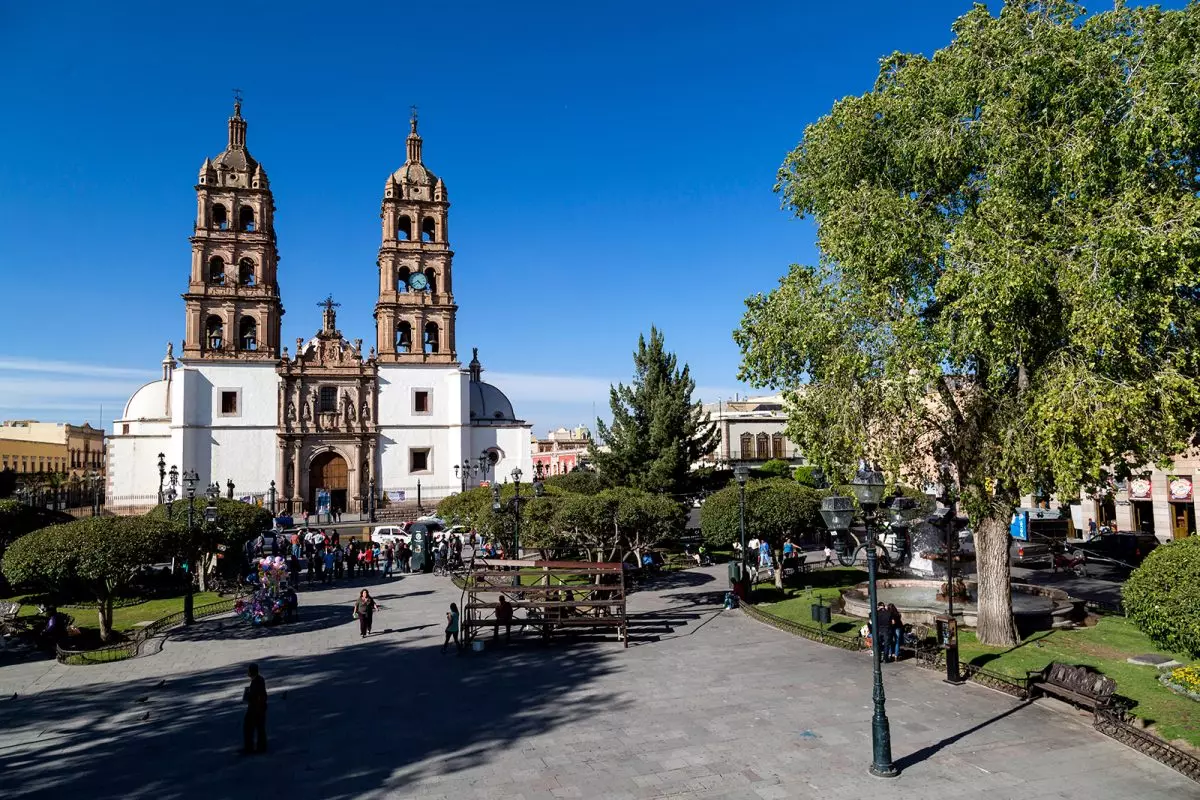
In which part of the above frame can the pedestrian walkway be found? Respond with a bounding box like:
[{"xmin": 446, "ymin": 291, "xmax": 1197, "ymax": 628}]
[{"xmin": 0, "ymin": 566, "xmax": 1193, "ymax": 799}]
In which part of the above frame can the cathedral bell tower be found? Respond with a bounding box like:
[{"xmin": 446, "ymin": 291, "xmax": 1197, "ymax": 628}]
[
  {"xmin": 182, "ymin": 97, "xmax": 284, "ymax": 360},
  {"xmin": 374, "ymin": 110, "xmax": 457, "ymax": 364}
]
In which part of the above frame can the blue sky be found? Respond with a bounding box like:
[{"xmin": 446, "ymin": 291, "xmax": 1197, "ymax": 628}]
[{"xmin": 0, "ymin": 1, "xmax": 1122, "ymax": 435}]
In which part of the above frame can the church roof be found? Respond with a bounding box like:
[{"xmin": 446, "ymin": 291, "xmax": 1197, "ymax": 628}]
[
  {"xmin": 203, "ymin": 97, "xmax": 265, "ymax": 179},
  {"xmin": 469, "ymin": 381, "xmax": 517, "ymax": 423},
  {"xmin": 387, "ymin": 110, "xmax": 438, "ymax": 189},
  {"xmin": 121, "ymin": 378, "xmax": 170, "ymax": 421}
]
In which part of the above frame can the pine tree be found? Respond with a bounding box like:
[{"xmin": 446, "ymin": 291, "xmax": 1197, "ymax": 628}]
[{"xmin": 590, "ymin": 327, "xmax": 719, "ymax": 494}]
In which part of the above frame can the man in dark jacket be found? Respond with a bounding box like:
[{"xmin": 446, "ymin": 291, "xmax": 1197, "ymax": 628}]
[{"xmin": 241, "ymin": 663, "xmax": 268, "ymax": 754}]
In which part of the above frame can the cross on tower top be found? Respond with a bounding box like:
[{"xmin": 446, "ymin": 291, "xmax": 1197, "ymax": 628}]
[{"xmin": 318, "ymin": 295, "xmax": 340, "ymax": 333}]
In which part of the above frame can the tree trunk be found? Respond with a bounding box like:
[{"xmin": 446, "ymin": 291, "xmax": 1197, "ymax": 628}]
[
  {"xmin": 973, "ymin": 513, "xmax": 1018, "ymax": 646},
  {"xmin": 198, "ymin": 552, "xmax": 210, "ymax": 592},
  {"xmin": 97, "ymin": 596, "xmax": 114, "ymax": 643}
]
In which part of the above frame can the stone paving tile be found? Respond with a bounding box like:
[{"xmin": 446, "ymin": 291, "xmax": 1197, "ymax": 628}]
[{"xmin": 1, "ymin": 566, "xmax": 1197, "ymax": 799}]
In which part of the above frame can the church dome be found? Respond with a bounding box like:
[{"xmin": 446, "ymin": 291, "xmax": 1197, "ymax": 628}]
[
  {"xmin": 122, "ymin": 379, "xmax": 171, "ymax": 421},
  {"xmin": 469, "ymin": 381, "xmax": 517, "ymax": 423},
  {"xmin": 391, "ymin": 161, "xmax": 437, "ymax": 187}
]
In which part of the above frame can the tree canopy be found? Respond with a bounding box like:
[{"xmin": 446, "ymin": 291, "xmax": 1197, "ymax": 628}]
[
  {"xmin": 590, "ymin": 327, "xmax": 719, "ymax": 495},
  {"xmin": 734, "ymin": 1, "xmax": 1200, "ymax": 645},
  {"xmin": 2, "ymin": 516, "xmax": 184, "ymax": 641},
  {"xmin": 700, "ymin": 479, "xmax": 824, "ymax": 587}
]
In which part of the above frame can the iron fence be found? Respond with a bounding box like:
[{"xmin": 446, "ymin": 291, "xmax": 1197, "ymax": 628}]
[
  {"xmin": 55, "ymin": 596, "xmax": 240, "ymax": 665},
  {"xmin": 1094, "ymin": 705, "xmax": 1200, "ymax": 784}
]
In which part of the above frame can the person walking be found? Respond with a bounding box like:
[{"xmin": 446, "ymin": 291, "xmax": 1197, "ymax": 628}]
[
  {"xmin": 887, "ymin": 603, "xmax": 903, "ymax": 662},
  {"xmin": 823, "ymin": 544, "xmax": 834, "ymax": 566},
  {"xmin": 384, "ymin": 544, "xmax": 395, "ymax": 577},
  {"xmin": 442, "ymin": 602, "xmax": 460, "ymax": 654},
  {"xmin": 354, "ymin": 589, "xmax": 379, "ymax": 639},
  {"xmin": 240, "ymin": 663, "xmax": 268, "ymax": 755},
  {"xmin": 346, "ymin": 541, "xmax": 357, "ymax": 580},
  {"xmin": 876, "ymin": 602, "xmax": 892, "ymax": 663}
]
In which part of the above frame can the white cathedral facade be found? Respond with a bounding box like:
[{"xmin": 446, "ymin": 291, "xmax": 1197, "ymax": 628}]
[{"xmin": 108, "ymin": 101, "xmax": 532, "ymax": 513}]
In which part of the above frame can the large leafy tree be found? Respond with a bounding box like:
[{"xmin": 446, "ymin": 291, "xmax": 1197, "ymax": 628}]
[
  {"xmin": 735, "ymin": 1, "xmax": 1200, "ymax": 645},
  {"xmin": 590, "ymin": 327, "xmax": 719, "ymax": 495},
  {"xmin": 3, "ymin": 516, "xmax": 184, "ymax": 641},
  {"xmin": 700, "ymin": 479, "xmax": 823, "ymax": 587}
]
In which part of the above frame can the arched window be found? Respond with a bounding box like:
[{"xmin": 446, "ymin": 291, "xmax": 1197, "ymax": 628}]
[
  {"xmin": 238, "ymin": 258, "xmax": 256, "ymax": 286},
  {"xmin": 239, "ymin": 206, "xmax": 255, "ymax": 232},
  {"xmin": 424, "ymin": 267, "xmax": 437, "ymax": 294},
  {"xmin": 423, "ymin": 321, "xmax": 439, "ymax": 354},
  {"xmin": 397, "ymin": 215, "xmax": 412, "ymax": 241},
  {"xmin": 397, "ymin": 267, "xmax": 410, "ymax": 293},
  {"xmin": 739, "ymin": 432, "xmax": 752, "ymax": 459},
  {"xmin": 212, "ymin": 204, "xmax": 228, "ymax": 230},
  {"xmin": 421, "ymin": 217, "xmax": 436, "ymax": 242},
  {"xmin": 208, "ymin": 256, "xmax": 225, "ymax": 284},
  {"xmin": 771, "ymin": 433, "xmax": 785, "ymax": 459},
  {"xmin": 755, "ymin": 432, "xmax": 769, "ymax": 460},
  {"xmin": 396, "ymin": 321, "xmax": 412, "ymax": 353},
  {"xmin": 205, "ymin": 316, "xmax": 224, "ymax": 350},
  {"xmin": 239, "ymin": 317, "xmax": 258, "ymax": 351}
]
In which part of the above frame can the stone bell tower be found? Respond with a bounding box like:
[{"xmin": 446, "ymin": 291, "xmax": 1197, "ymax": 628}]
[
  {"xmin": 374, "ymin": 109, "xmax": 457, "ymax": 364},
  {"xmin": 182, "ymin": 96, "xmax": 284, "ymax": 360}
]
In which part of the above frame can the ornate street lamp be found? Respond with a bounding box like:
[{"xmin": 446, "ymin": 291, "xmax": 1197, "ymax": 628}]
[
  {"xmin": 167, "ymin": 465, "xmax": 179, "ymax": 515},
  {"xmin": 479, "ymin": 451, "xmax": 492, "ymax": 483},
  {"xmin": 181, "ymin": 469, "xmax": 200, "ymax": 624},
  {"xmin": 157, "ymin": 453, "xmax": 166, "ymax": 505},
  {"xmin": 368, "ymin": 475, "xmax": 377, "ymax": 522},
  {"xmin": 733, "ymin": 465, "xmax": 750, "ymax": 599},
  {"xmin": 821, "ymin": 464, "xmax": 897, "ymax": 779}
]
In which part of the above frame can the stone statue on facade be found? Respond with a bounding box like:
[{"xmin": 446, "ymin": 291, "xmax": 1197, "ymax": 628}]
[{"xmin": 361, "ymin": 400, "xmax": 371, "ymax": 422}]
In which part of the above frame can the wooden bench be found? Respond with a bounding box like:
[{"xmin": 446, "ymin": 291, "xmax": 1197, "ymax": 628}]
[{"xmin": 1028, "ymin": 662, "xmax": 1116, "ymax": 710}]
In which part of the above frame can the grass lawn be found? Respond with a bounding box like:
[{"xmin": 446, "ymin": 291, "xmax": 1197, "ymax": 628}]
[
  {"xmin": 748, "ymin": 567, "xmax": 867, "ymax": 636},
  {"xmin": 957, "ymin": 619, "xmax": 1200, "ymax": 749},
  {"xmin": 7, "ymin": 592, "xmax": 226, "ymax": 635},
  {"xmin": 741, "ymin": 569, "xmax": 1200, "ymax": 750}
]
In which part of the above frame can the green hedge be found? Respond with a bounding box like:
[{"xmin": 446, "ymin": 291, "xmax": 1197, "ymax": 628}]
[{"xmin": 1122, "ymin": 537, "xmax": 1200, "ymax": 659}]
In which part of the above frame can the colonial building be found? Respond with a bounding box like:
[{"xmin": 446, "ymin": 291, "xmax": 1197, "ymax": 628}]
[
  {"xmin": 700, "ymin": 395, "xmax": 806, "ymax": 466},
  {"xmin": 531, "ymin": 426, "xmax": 592, "ymax": 476},
  {"xmin": 107, "ymin": 101, "xmax": 531, "ymax": 513},
  {"xmin": 0, "ymin": 420, "xmax": 104, "ymax": 479}
]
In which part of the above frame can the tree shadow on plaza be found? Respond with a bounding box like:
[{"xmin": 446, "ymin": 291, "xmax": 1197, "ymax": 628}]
[
  {"xmin": 166, "ymin": 603, "xmax": 352, "ymax": 642},
  {"xmin": 0, "ymin": 634, "xmax": 627, "ymax": 800},
  {"xmin": 893, "ymin": 699, "xmax": 1035, "ymax": 772}
]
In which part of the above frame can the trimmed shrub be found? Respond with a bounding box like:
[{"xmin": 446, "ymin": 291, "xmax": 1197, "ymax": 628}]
[{"xmin": 1123, "ymin": 537, "xmax": 1200, "ymax": 659}]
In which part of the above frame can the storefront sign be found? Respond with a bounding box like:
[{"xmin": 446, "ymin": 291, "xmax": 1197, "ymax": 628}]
[
  {"xmin": 1129, "ymin": 478, "xmax": 1153, "ymax": 500},
  {"xmin": 1168, "ymin": 475, "xmax": 1193, "ymax": 502}
]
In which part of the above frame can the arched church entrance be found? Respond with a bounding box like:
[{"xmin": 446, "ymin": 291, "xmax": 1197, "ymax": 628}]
[{"xmin": 309, "ymin": 451, "xmax": 348, "ymax": 517}]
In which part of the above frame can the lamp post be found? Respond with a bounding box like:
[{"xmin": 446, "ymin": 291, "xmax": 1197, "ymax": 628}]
[
  {"xmin": 157, "ymin": 453, "xmax": 166, "ymax": 505},
  {"xmin": 268, "ymin": 479, "xmax": 277, "ymax": 516},
  {"xmin": 167, "ymin": 465, "xmax": 179, "ymax": 516},
  {"xmin": 734, "ymin": 465, "xmax": 750, "ymax": 599},
  {"xmin": 368, "ymin": 475, "xmax": 377, "ymax": 522},
  {"xmin": 479, "ymin": 451, "xmax": 492, "ymax": 483},
  {"xmin": 87, "ymin": 470, "xmax": 103, "ymax": 517},
  {"xmin": 181, "ymin": 469, "xmax": 199, "ymax": 624},
  {"xmin": 491, "ymin": 466, "xmax": 543, "ymax": 558},
  {"xmin": 820, "ymin": 465, "xmax": 898, "ymax": 779}
]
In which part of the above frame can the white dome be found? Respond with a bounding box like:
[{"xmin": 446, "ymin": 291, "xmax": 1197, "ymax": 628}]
[{"xmin": 121, "ymin": 379, "xmax": 170, "ymax": 420}]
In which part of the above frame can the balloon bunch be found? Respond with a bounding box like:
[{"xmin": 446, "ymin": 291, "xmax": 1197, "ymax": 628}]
[{"xmin": 234, "ymin": 556, "xmax": 294, "ymax": 626}]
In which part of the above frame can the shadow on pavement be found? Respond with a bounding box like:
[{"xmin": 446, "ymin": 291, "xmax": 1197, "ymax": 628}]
[
  {"xmin": 0, "ymin": 635, "xmax": 628, "ymax": 800},
  {"xmin": 167, "ymin": 604, "xmax": 352, "ymax": 642}
]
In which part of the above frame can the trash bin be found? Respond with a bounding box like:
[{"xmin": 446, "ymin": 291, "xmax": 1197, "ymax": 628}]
[{"xmin": 728, "ymin": 561, "xmax": 746, "ymax": 600}]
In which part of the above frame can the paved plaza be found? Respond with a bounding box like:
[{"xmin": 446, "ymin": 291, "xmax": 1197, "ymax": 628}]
[{"xmin": 0, "ymin": 566, "xmax": 1194, "ymax": 800}]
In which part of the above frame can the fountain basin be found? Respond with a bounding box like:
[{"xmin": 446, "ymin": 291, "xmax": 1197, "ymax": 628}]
[{"xmin": 841, "ymin": 578, "xmax": 1083, "ymax": 632}]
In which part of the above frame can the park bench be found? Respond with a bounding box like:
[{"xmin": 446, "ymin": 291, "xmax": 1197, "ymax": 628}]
[{"xmin": 1028, "ymin": 662, "xmax": 1116, "ymax": 711}]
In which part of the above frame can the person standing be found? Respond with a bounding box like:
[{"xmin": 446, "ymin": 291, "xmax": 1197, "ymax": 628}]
[
  {"xmin": 1087, "ymin": 518, "xmax": 1097, "ymax": 541},
  {"xmin": 241, "ymin": 663, "xmax": 268, "ymax": 755},
  {"xmin": 346, "ymin": 540, "xmax": 357, "ymax": 580},
  {"xmin": 323, "ymin": 547, "xmax": 335, "ymax": 585},
  {"xmin": 494, "ymin": 595, "xmax": 513, "ymax": 642},
  {"xmin": 384, "ymin": 544, "xmax": 395, "ymax": 577},
  {"xmin": 876, "ymin": 602, "xmax": 892, "ymax": 663},
  {"xmin": 442, "ymin": 602, "xmax": 460, "ymax": 654},
  {"xmin": 888, "ymin": 603, "xmax": 903, "ymax": 661},
  {"xmin": 334, "ymin": 544, "xmax": 344, "ymax": 580},
  {"xmin": 354, "ymin": 589, "xmax": 378, "ymax": 638}
]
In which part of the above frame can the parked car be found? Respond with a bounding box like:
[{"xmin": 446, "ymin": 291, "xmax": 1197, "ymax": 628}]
[
  {"xmin": 371, "ymin": 525, "xmax": 409, "ymax": 548},
  {"xmin": 1074, "ymin": 531, "xmax": 1159, "ymax": 570}
]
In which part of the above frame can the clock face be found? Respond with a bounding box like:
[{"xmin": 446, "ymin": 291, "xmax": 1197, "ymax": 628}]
[{"xmin": 408, "ymin": 272, "xmax": 428, "ymax": 291}]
